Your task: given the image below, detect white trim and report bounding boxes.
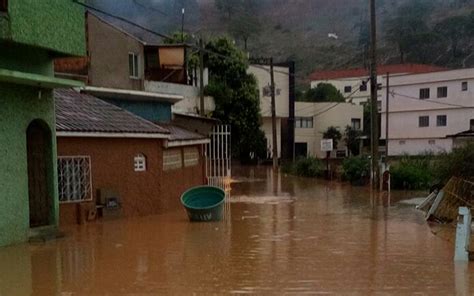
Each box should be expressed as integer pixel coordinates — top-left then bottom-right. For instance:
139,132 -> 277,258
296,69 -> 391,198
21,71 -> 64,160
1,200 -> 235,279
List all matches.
79,86 -> 183,103
57,131 -> 170,139
165,138 -> 210,148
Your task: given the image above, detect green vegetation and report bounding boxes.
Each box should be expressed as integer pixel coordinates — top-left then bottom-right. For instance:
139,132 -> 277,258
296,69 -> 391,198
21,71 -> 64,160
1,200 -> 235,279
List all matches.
204,37 -> 266,161
342,156 -> 370,186
282,157 -> 324,178
434,142 -> 474,184
344,126 -> 362,156
390,155 -> 434,190
300,83 -> 345,102
322,126 -> 342,150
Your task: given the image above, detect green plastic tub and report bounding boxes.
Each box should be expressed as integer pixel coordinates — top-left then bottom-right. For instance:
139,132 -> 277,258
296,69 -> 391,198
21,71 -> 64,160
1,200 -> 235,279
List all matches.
180,186 -> 225,222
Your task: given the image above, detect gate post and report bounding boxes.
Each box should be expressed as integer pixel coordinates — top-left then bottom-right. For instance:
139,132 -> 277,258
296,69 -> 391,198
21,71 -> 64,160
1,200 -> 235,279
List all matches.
455,207 -> 472,261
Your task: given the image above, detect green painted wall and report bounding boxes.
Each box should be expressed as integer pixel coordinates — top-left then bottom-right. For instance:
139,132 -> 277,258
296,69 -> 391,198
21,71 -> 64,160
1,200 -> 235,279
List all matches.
0,83 -> 59,247
0,0 -> 85,57
0,43 -> 52,76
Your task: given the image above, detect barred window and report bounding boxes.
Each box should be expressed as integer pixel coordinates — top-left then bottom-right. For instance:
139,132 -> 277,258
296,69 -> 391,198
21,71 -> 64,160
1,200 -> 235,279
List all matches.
184,147 -> 199,167
134,154 -> 147,172
163,149 -> 182,171
58,156 -> 92,203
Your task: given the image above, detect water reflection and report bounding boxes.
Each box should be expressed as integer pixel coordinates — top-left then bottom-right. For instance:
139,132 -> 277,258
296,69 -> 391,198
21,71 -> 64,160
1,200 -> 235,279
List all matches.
0,166 -> 473,294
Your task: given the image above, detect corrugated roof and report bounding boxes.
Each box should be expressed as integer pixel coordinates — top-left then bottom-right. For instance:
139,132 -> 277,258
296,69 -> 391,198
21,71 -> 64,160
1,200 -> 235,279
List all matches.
309,64 -> 446,81
55,89 -> 169,135
155,123 -> 208,141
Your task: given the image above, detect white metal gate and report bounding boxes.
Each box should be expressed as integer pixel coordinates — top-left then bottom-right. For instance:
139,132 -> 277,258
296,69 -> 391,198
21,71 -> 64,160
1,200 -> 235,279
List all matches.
205,125 -> 232,238
205,125 -> 231,197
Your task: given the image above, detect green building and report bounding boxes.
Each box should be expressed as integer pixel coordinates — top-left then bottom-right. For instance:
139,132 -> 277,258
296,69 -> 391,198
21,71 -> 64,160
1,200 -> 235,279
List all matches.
0,0 -> 85,246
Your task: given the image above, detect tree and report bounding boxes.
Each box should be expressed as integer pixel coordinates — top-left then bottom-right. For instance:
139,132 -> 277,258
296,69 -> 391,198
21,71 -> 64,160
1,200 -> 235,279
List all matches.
228,13 -> 261,50
204,37 -> 266,161
435,15 -> 469,58
322,126 -> 342,150
344,126 -> 362,156
215,0 -> 241,19
302,83 -> 345,102
384,0 -> 433,63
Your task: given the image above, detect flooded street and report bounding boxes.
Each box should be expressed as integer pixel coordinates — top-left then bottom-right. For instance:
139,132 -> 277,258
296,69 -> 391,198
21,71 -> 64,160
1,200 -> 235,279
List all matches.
1,166 -> 472,295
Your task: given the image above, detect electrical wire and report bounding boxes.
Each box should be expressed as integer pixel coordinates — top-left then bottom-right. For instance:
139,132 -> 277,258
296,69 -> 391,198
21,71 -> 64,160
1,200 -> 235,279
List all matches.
389,91 -> 470,108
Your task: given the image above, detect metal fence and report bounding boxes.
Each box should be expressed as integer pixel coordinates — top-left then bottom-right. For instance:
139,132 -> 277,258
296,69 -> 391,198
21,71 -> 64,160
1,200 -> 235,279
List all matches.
58,156 -> 93,203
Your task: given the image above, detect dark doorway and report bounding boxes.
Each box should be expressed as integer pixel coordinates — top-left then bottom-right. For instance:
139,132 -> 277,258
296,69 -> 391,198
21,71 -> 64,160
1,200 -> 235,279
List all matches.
295,143 -> 308,158
27,120 -> 53,228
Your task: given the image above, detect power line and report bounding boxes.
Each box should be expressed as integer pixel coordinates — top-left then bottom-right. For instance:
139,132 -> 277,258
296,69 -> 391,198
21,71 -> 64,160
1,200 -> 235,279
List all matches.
389,91 -> 470,108
132,0 -> 168,16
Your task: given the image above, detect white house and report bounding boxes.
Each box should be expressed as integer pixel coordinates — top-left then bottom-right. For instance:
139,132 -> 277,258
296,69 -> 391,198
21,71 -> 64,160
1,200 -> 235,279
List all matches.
380,68 -> 474,156
248,64 -> 292,159
309,64 -> 445,105
295,102 -> 363,158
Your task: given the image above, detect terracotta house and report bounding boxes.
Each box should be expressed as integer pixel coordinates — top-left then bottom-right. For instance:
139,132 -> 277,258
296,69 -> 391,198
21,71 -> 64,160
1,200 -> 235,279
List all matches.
55,89 -> 209,226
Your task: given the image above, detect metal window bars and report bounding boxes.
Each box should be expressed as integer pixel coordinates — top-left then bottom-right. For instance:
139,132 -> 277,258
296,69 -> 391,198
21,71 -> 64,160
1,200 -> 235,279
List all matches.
58,156 -> 93,203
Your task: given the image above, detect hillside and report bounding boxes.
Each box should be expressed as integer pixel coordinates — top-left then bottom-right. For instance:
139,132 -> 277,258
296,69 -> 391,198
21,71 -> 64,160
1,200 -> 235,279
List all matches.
87,0 -> 474,85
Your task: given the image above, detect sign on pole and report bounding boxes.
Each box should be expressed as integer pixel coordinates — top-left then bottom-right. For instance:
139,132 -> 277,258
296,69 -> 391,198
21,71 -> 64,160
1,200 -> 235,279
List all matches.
321,139 -> 333,152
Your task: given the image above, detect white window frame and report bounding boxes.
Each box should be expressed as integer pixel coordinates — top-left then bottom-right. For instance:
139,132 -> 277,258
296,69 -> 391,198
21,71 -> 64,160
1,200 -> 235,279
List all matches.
58,156 -> 93,204
184,147 -> 199,167
351,118 -> 361,130
134,153 -> 147,172
129,52 -> 140,79
295,117 -> 313,129
163,149 -> 182,171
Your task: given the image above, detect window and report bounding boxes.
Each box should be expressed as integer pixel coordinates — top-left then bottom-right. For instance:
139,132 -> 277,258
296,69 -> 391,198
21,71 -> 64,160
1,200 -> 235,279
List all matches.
0,0 -> 7,12
399,140 -> 406,145
436,115 -> 447,127
129,53 -> 139,79
163,149 -> 182,171
419,116 -> 429,127
359,83 -> 367,92
344,86 -> 352,93
58,156 -> 92,203
462,81 -> 468,91
419,88 -> 430,99
184,147 -> 199,167
428,140 -> 436,145
351,118 -> 361,130
134,154 -> 147,172
437,86 -> 448,98
470,119 -> 474,131
295,117 -> 313,128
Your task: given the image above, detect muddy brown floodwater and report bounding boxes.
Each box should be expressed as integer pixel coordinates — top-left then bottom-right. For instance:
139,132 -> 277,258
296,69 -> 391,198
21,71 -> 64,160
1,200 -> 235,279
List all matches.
1,166 -> 473,295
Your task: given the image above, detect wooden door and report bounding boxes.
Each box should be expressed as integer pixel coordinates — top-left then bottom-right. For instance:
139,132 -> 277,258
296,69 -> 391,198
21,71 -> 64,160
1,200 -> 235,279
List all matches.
27,121 -> 52,227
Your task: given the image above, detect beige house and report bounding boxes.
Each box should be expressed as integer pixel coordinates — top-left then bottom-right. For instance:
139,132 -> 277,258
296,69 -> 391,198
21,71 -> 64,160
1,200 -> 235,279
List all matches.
248,64 -> 291,159
295,102 -> 363,158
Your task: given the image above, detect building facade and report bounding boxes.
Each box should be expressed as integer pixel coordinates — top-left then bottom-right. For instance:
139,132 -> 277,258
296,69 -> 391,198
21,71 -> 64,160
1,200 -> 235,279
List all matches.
55,90 -> 208,226
248,62 -> 295,160
0,0 -> 85,246
380,68 -> 474,156
309,64 -> 445,105
295,102 -> 364,158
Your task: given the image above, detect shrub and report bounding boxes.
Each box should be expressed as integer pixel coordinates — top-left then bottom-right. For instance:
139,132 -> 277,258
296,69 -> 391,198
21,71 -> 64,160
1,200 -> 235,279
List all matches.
390,154 -> 433,190
342,156 -> 370,185
294,157 -> 324,178
433,142 -> 474,183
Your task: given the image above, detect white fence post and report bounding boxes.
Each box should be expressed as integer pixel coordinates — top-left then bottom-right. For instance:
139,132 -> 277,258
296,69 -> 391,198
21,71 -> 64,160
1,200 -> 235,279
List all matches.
455,207 -> 472,262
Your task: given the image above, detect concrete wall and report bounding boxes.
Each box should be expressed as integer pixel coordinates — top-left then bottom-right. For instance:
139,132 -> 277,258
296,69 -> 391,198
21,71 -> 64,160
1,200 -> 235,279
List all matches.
57,137 -> 205,226
380,68 -> 474,155
0,0 -> 85,56
0,84 -> 59,246
145,80 -> 215,115
87,13 -> 143,91
295,102 -> 363,158
248,65 -> 290,118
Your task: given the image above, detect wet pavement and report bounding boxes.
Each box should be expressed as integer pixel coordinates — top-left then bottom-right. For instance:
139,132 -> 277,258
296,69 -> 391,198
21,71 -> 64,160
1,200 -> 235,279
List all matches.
1,166 -> 473,295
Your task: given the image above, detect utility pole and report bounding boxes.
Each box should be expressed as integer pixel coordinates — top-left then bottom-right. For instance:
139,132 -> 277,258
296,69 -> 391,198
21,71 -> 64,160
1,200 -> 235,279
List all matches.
385,72 -> 389,164
181,8 -> 185,43
270,58 -> 278,170
369,0 -> 380,189
199,38 -> 205,116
